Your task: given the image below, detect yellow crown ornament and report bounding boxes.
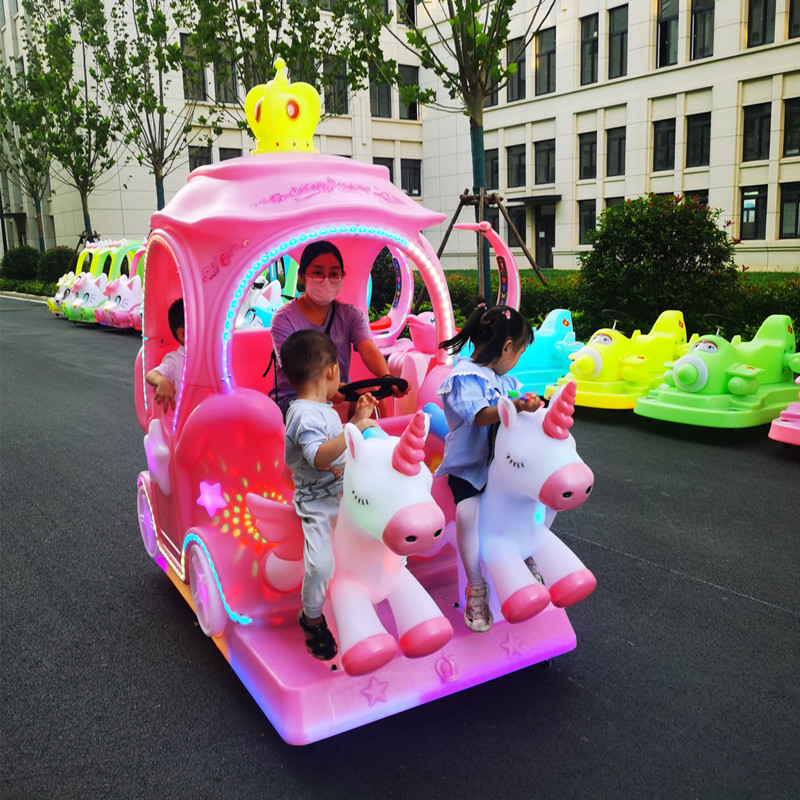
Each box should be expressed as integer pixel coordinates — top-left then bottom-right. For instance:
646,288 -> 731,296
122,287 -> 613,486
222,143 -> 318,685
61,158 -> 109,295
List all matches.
244,58 -> 321,154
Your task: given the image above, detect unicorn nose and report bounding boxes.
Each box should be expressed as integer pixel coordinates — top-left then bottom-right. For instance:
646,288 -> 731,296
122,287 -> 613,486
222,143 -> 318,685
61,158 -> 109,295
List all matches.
539,462 -> 595,511
383,502 -> 446,557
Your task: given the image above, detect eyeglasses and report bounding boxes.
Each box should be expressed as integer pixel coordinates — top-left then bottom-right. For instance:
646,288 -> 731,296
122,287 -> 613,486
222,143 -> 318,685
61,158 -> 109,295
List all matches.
305,270 -> 343,284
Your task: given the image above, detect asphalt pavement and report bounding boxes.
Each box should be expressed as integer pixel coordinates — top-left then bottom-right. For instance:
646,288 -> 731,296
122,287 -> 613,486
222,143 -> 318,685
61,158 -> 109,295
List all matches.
1,295 -> 798,799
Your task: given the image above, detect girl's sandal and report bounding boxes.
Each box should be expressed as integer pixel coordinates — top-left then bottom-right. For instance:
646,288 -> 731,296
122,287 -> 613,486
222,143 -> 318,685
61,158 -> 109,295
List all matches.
298,611 -> 339,661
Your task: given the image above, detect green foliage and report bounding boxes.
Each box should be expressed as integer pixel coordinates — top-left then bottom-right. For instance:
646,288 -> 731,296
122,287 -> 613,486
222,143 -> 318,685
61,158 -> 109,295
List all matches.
1,246 -> 41,281
38,246 -> 76,282
0,278 -> 59,296
368,247 -> 399,313
717,275 -> 800,344
577,194 -> 740,337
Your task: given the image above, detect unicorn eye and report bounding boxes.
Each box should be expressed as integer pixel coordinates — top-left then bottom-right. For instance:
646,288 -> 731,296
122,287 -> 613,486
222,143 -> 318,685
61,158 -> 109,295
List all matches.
506,454 -> 525,469
350,490 -> 369,506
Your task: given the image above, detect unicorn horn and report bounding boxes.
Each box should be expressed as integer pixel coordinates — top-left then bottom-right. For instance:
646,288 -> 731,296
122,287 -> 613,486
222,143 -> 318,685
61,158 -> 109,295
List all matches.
543,381 -> 577,440
392,410 -> 427,476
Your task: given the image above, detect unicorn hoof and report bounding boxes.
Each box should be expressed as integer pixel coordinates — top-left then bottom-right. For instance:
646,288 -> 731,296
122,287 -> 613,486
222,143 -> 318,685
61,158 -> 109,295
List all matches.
341,634 -> 398,676
549,569 -> 597,607
399,617 -> 453,658
501,584 -> 550,623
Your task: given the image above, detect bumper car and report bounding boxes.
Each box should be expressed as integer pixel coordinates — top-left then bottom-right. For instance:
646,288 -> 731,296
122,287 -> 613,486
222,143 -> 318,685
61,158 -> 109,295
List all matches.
546,309 -> 693,408
768,377 -> 800,446
635,314 -> 800,428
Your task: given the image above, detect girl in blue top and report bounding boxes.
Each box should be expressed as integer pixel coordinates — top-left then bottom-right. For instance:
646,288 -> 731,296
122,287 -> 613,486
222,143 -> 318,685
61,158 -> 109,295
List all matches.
437,303 -> 542,632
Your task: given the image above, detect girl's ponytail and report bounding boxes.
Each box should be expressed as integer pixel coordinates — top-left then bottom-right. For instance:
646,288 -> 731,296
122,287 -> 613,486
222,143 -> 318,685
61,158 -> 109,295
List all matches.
439,302 -> 533,363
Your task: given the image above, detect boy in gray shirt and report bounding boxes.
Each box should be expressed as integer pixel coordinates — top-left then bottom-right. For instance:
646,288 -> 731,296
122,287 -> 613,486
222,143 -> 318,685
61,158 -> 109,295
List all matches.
281,329 -> 378,660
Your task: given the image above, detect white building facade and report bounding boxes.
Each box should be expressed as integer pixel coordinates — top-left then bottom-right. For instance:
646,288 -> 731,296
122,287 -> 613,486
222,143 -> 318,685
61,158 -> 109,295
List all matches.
2,0 -> 799,272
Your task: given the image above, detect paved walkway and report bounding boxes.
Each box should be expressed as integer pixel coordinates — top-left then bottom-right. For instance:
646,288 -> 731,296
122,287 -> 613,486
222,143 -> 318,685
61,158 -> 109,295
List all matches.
2,296 -> 798,799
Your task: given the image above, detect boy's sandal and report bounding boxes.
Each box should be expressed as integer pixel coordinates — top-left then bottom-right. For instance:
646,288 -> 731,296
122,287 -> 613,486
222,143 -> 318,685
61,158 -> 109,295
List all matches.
298,611 -> 338,661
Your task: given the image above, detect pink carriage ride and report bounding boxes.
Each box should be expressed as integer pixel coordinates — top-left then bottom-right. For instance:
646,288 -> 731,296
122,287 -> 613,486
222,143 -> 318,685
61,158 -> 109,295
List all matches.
134,59 -> 597,744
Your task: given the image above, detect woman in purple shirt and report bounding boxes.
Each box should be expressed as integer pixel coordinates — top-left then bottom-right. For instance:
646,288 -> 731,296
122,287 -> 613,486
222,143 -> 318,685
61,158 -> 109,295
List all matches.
270,240 -> 405,417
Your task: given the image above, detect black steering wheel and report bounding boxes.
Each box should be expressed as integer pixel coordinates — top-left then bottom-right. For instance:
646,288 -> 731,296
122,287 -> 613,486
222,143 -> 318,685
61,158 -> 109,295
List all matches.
338,377 -> 409,401
601,308 -> 635,330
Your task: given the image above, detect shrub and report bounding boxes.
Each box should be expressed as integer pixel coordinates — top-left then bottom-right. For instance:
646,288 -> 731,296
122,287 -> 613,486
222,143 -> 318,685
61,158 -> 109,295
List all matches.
0,245 -> 41,281
576,194 -> 740,338
38,246 -> 76,283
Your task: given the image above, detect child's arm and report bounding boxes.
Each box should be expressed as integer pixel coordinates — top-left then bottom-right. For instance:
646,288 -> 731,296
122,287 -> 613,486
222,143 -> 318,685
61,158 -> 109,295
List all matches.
146,369 -> 177,410
473,393 -> 543,426
313,394 -> 377,469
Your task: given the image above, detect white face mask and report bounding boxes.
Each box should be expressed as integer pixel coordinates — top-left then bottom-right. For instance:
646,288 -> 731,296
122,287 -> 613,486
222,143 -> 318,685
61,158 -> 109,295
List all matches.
304,279 -> 341,306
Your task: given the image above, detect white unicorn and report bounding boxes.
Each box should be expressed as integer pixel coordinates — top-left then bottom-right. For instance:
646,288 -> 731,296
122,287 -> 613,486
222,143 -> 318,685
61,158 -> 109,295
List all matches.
247,410 -> 452,677
475,380 -> 597,623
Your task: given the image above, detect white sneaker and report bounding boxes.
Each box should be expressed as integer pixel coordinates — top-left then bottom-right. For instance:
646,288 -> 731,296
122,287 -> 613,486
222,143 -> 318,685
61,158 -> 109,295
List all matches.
464,582 -> 493,632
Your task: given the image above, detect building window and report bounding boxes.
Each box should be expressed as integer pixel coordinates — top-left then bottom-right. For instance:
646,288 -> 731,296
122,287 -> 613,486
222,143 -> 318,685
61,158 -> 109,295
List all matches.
181,34 -> 206,102
323,61 -> 348,116
740,185 -> 768,239
373,157 -> 394,184
579,132 -> 597,179
685,189 -> 709,205
507,205 -> 527,246
484,80 -> 499,108
606,196 -> 625,208
743,103 -> 771,161
791,0 -> 800,38
535,27 -> 556,96
485,206 -> 500,235
507,144 -> 527,188
784,98 -> 800,157
780,183 -> 800,238
507,38 -> 526,103
485,148 -> 499,190
578,200 -> 597,244
369,66 -> 391,118
580,14 -> 599,85
606,126 -> 626,176
657,0 -> 679,68
653,118 -> 676,172
686,112 -> 711,167
219,147 -> 241,161
214,52 -> 237,104
691,0 -> 715,59
608,6 -> 628,79
188,145 -> 212,172
399,0 -> 415,25
535,139 -> 556,184
747,0 -> 775,47
400,159 -> 421,196
398,65 -> 419,120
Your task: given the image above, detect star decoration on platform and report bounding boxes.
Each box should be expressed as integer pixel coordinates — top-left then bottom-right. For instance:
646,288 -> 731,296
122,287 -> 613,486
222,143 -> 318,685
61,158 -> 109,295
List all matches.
361,676 -> 389,707
501,632 -> 526,659
197,481 -> 227,517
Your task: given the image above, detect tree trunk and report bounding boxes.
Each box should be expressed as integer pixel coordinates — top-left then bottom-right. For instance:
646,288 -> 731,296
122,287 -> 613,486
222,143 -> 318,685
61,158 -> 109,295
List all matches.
80,193 -> 93,238
155,173 -> 165,211
468,103 -> 493,305
34,197 -> 45,252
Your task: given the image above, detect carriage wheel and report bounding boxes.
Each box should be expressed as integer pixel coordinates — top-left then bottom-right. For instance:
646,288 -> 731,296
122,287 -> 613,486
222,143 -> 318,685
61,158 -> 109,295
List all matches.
137,482 -> 159,559
188,544 -> 228,638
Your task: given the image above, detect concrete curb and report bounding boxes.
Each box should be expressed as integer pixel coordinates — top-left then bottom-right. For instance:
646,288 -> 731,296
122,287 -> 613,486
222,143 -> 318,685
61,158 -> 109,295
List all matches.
0,291 -> 47,303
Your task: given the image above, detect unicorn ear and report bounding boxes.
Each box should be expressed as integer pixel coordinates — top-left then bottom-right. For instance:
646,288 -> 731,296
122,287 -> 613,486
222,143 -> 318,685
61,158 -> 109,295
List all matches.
344,422 -> 365,460
497,395 -> 517,429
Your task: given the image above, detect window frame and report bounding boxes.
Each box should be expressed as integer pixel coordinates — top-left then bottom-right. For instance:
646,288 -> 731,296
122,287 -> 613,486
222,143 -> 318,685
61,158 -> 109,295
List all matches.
653,118 -> 677,172
606,126 -> 627,177
188,145 -> 212,172
373,157 -> 394,184
369,66 -> 392,118
691,0 -> 715,60
686,112 -> 711,167
485,148 -> 499,191
535,26 -> 556,96
578,200 -> 597,244
181,33 -> 207,102
400,158 -> 421,196
657,0 -> 679,68
747,0 -> 775,47
534,139 -> 556,185
398,64 -> 419,120
323,61 -> 349,116
740,185 -> 768,239
507,205 -> 527,247
608,6 -> 628,80
579,131 -> 597,180
742,103 -> 771,162
783,98 -> 800,157
580,14 -> 599,86
506,144 -> 527,188
779,182 -> 800,238
506,38 -> 526,103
